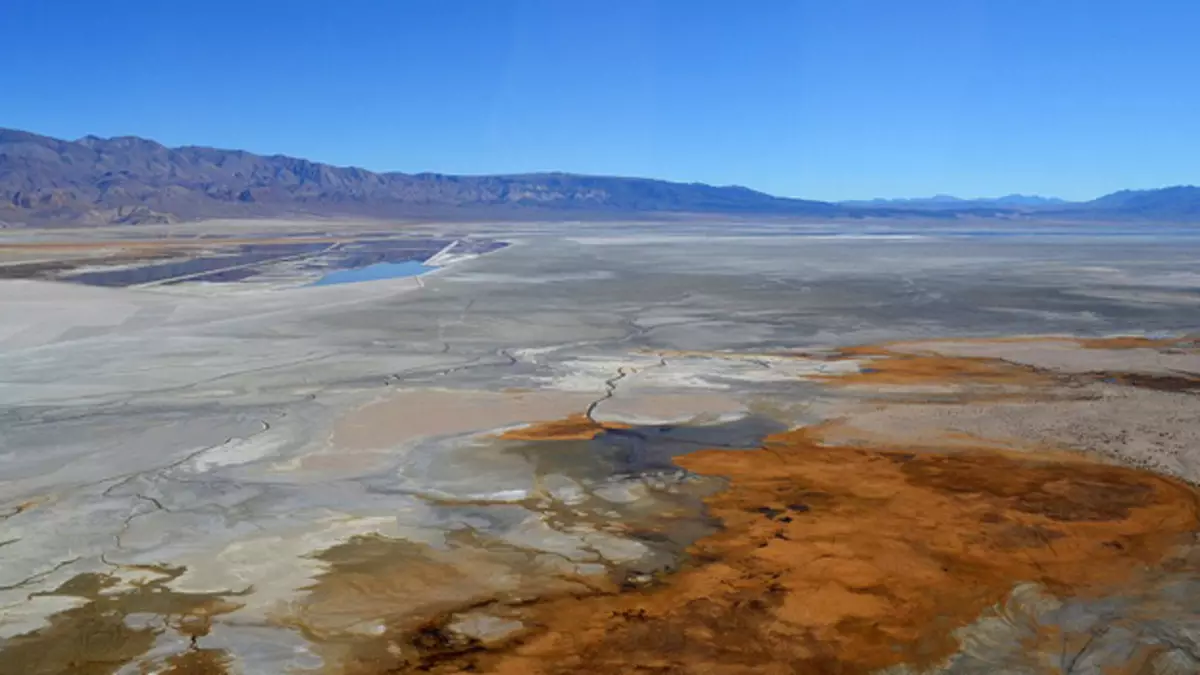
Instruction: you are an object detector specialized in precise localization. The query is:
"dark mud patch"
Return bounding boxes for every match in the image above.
[0,251,180,281]
[502,415,790,566]
[502,414,786,475]
[587,415,788,474]
[1083,370,1200,393]
[63,244,330,286]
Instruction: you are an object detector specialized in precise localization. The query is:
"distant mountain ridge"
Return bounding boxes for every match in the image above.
[2,127,1199,225]
[0,128,847,225]
[841,194,1069,209]
[1079,186,1200,218]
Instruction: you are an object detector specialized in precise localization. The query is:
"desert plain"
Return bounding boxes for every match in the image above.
[1,219,1198,674]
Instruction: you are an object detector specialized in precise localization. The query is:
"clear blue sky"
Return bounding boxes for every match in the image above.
[3,0,1197,201]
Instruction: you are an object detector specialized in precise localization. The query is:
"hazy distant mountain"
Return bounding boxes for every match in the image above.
[0,128,846,225]
[847,188,1200,220]
[1080,186,1200,219]
[842,194,1069,209]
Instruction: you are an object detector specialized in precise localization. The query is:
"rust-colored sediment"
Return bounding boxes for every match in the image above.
[497,413,629,441]
[822,335,1200,399]
[418,424,1198,675]
[824,347,1054,388]
[1076,335,1197,350]
[840,333,1196,352]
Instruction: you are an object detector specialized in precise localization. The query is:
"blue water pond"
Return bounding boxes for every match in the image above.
[311,261,435,286]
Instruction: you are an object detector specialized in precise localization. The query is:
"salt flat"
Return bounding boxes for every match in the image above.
[0,219,1198,674]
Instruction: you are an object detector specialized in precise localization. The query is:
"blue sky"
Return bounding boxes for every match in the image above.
[3,0,1197,201]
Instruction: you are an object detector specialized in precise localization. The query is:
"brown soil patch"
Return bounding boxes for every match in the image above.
[498,414,629,441]
[153,647,232,674]
[638,348,838,362]
[0,566,242,675]
[327,390,597,457]
[405,427,1198,675]
[286,531,624,674]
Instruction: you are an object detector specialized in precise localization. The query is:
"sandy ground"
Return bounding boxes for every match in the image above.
[332,389,601,447]
[1,219,1199,674]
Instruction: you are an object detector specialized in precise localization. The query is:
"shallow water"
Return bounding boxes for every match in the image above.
[5,235,509,288]
[311,260,436,286]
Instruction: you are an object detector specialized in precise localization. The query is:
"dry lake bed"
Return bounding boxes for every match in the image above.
[1,219,1199,674]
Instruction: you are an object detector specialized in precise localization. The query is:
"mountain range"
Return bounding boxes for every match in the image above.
[840,194,1068,209]
[0,128,847,226]
[2,127,1198,226]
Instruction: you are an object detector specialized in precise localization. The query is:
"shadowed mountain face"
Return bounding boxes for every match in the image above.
[0,128,846,225]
